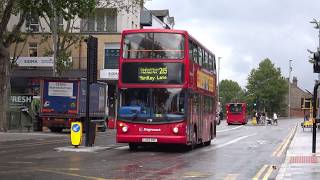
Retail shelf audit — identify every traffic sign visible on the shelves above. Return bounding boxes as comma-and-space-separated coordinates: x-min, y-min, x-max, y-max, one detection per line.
70, 122, 82, 147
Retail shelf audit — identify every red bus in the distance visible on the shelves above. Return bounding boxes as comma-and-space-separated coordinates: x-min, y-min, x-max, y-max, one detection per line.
226, 103, 247, 125
116, 29, 218, 150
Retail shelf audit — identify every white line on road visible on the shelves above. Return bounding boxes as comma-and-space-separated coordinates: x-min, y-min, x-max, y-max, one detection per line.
114, 146, 129, 150
203, 133, 257, 152
217, 125, 244, 133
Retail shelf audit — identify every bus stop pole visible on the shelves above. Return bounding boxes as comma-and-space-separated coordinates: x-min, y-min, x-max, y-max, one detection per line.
312, 82, 320, 153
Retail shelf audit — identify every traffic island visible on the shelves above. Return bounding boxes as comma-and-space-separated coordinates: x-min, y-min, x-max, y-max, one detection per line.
54, 146, 109, 153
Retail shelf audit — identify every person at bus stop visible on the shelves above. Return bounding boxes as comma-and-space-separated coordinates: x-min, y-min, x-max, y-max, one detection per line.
30, 97, 42, 131
256, 112, 260, 124
260, 112, 266, 124
273, 112, 278, 125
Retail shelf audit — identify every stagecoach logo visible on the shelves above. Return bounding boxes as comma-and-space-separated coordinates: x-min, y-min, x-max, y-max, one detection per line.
139, 127, 161, 132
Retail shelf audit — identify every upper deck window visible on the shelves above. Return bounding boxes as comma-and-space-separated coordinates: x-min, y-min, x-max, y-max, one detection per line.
123, 33, 185, 59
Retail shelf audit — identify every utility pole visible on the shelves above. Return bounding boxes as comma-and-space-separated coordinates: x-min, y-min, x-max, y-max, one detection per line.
288, 59, 292, 118
310, 18, 320, 153
217, 57, 221, 102
310, 19, 320, 81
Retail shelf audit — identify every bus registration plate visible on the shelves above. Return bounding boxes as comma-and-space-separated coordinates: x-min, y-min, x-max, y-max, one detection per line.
142, 138, 157, 142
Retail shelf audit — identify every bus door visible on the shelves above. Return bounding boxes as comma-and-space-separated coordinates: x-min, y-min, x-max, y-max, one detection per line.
187, 93, 193, 142
198, 95, 204, 142
195, 94, 202, 142
190, 94, 200, 142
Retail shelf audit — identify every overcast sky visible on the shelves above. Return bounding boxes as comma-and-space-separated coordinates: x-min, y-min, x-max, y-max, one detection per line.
145, 0, 320, 92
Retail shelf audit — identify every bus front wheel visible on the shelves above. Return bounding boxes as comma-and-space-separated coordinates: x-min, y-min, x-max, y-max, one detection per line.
129, 143, 138, 151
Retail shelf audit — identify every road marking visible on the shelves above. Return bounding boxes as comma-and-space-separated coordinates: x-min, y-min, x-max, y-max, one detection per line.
0, 139, 68, 149
183, 171, 211, 178
252, 165, 268, 180
272, 123, 297, 157
217, 125, 244, 133
224, 173, 239, 180
7, 161, 33, 164
262, 165, 274, 180
114, 146, 129, 150
215, 134, 256, 149
37, 168, 120, 180
203, 133, 256, 152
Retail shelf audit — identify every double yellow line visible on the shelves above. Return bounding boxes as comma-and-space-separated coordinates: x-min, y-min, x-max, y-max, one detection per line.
272, 123, 297, 157
252, 165, 276, 180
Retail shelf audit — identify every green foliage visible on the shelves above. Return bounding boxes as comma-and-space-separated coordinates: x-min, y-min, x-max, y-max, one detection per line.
56, 50, 72, 75
246, 58, 288, 115
18, 0, 95, 20
219, 79, 245, 112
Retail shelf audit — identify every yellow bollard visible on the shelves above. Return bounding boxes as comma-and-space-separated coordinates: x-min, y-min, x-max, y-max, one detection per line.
70, 122, 82, 148
252, 117, 257, 125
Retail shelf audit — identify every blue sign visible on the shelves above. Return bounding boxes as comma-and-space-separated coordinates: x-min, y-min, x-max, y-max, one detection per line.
72, 124, 80, 132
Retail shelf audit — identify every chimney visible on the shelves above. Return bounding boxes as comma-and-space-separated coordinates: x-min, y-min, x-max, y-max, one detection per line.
292, 76, 297, 86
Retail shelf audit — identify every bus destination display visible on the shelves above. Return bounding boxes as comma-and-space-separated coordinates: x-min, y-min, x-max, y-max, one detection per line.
138, 67, 168, 81
122, 62, 184, 84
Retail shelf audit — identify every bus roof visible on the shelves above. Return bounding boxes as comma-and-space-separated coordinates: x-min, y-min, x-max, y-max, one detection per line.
122, 29, 187, 35
121, 29, 215, 56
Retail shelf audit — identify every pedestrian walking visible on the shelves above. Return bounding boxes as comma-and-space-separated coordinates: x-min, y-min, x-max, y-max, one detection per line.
260, 112, 266, 125
273, 112, 278, 125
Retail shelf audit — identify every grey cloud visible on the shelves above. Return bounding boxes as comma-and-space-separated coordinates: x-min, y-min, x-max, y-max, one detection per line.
146, 0, 320, 91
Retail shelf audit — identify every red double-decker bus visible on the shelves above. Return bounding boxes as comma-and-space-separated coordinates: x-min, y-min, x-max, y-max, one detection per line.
226, 103, 247, 125
116, 29, 217, 150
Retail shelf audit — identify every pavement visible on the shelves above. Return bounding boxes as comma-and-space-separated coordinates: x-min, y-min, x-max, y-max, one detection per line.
276, 124, 320, 180
0, 131, 66, 142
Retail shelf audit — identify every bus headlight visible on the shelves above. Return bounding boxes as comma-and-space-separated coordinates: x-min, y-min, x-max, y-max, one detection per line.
122, 126, 128, 133
173, 127, 179, 134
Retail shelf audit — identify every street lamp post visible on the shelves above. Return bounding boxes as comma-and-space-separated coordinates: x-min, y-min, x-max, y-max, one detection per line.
217, 57, 221, 102
288, 60, 293, 118
310, 19, 320, 81
310, 18, 320, 153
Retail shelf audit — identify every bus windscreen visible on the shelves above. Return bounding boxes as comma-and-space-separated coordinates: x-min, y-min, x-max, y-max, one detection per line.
122, 33, 185, 59
229, 104, 243, 113
118, 88, 185, 122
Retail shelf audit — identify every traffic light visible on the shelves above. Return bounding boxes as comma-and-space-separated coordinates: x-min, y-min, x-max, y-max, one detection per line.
313, 50, 320, 73
86, 36, 98, 83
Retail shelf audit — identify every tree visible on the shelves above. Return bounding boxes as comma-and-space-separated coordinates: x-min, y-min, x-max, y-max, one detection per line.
0, 0, 147, 131
246, 58, 288, 115
40, 0, 146, 76
219, 79, 244, 112
0, 0, 95, 132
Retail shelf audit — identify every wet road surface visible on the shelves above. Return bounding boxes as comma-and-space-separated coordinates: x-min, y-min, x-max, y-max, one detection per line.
0, 118, 300, 180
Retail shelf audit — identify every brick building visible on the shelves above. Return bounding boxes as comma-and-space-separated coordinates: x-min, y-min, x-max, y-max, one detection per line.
288, 77, 312, 117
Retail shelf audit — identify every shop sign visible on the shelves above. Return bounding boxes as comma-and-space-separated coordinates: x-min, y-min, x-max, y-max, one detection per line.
10, 95, 33, 107
100, 69, 119, 80
16, 57, 53, 67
